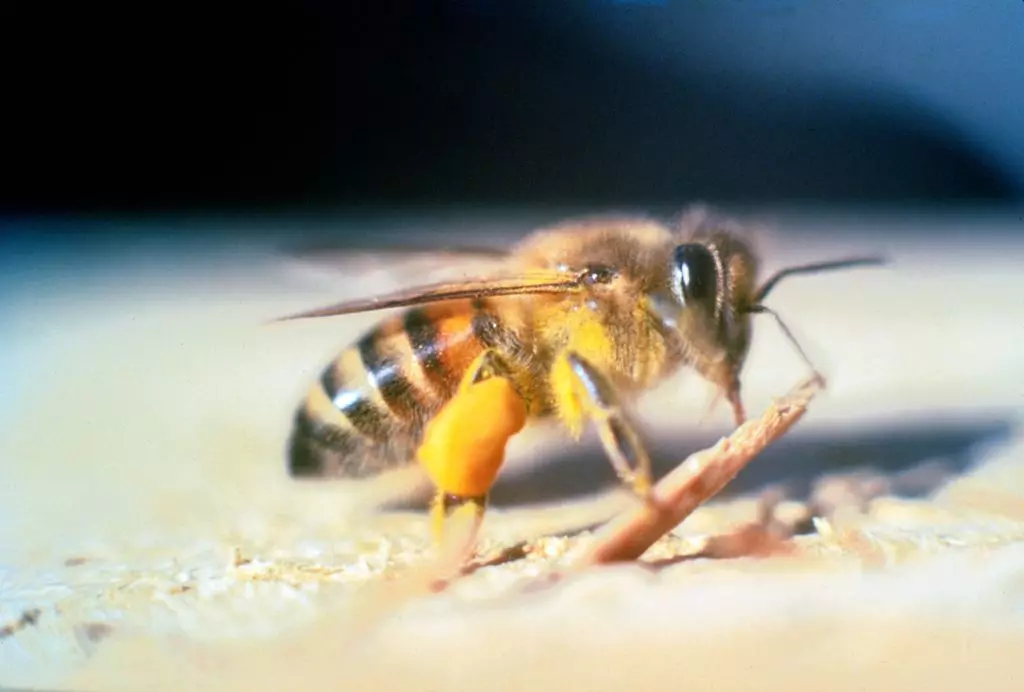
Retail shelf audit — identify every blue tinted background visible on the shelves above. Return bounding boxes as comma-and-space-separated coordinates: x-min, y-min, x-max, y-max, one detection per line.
4, 1, 1023, 219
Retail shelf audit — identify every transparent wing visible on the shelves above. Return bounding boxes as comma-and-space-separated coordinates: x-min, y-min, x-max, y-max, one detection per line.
273, 268, 588, 322
278, 243, 513, 290
285, 241, 510, 264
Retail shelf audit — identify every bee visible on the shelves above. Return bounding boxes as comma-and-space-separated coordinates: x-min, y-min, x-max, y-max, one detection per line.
277, 208, 883, 545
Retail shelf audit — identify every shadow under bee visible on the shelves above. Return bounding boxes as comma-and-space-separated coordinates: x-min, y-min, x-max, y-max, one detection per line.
381, 417, 1014, 513
498, 418, 1014, 507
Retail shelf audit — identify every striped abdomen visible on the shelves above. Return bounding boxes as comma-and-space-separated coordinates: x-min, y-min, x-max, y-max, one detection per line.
287, 299, 526, 478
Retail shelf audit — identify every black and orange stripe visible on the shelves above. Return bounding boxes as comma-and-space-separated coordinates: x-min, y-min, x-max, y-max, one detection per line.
287, 299, 525, 479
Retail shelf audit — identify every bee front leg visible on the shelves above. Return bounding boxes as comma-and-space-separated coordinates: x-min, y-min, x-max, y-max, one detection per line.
553, 351, 655, 501
417, 350, 528, 559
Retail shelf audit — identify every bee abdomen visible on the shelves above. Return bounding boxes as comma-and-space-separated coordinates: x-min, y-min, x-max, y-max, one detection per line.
287, 403, 366, 477
287, 317, 435, 479
287, 377, 403, 479
287, 301, 512, 479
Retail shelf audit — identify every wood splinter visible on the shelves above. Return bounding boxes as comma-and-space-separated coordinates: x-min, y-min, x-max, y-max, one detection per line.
577, 374, 822, 567
342, 376, 822, 646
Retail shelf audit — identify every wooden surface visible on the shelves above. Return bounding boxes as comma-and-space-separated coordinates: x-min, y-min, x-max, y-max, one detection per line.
2, 207, 1023, 690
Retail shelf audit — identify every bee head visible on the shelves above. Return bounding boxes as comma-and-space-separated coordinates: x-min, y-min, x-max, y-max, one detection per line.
654, 214, 884, 426
665, 231, 759, 425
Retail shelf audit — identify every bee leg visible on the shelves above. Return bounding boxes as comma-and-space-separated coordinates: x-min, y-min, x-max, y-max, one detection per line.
430, 491, 488, 558
462, 349, 518, 392
430, 490, 447, 545
418, 349, 527, 559
557, 351, 655, 501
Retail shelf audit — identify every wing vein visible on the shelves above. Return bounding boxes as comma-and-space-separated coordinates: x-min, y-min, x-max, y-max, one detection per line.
273, 271, 584, 322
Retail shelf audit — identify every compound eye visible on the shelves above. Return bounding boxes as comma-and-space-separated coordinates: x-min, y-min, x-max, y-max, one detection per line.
672, 243, 718, 308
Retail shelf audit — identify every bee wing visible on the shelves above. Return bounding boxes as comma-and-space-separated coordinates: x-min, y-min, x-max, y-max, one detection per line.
285, 242, 509, 264
273, 268, 586, 321
279, 243, 512, 288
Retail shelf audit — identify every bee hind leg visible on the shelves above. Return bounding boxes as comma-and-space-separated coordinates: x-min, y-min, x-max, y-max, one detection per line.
430, 491, 488, 560
462, 348, 519, 391
555, 351, 655, 502
417, 349, 527, 561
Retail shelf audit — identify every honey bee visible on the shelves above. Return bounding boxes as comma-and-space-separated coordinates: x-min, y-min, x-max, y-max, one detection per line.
278, 208, 883, 544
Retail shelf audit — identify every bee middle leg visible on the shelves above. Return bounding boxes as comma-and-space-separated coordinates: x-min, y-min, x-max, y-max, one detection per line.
554, 351, 655, 501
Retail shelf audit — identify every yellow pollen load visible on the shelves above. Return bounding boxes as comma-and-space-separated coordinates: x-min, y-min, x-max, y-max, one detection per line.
416, 376, 528, 498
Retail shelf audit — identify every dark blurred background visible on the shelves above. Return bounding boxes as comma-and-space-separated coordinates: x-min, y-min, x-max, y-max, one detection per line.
4, 1, 1024, 220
